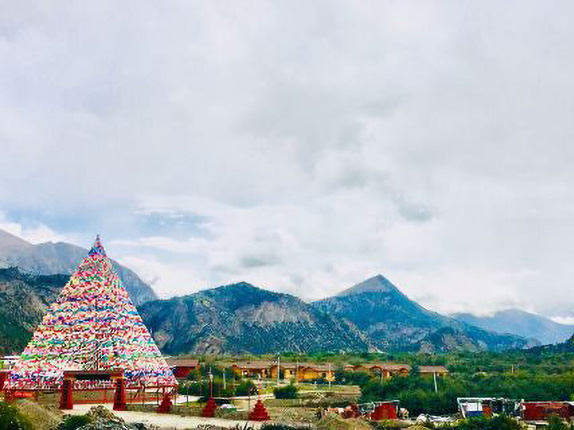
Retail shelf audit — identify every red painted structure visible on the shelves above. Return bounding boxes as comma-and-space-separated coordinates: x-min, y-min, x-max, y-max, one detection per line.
371, 401, 399, 420
522, 402, 574, 421
166, 358, 200, 380
201, 397, 218, 417
59, 370, 126, 410
249, 399, 271, 421
113, 377, 127, 411
60, 379, 74, 410
0, 371, 9, 391
157, 392, 173, 413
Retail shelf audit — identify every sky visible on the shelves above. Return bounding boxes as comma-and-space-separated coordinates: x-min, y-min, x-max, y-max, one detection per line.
2, 1, 574, 320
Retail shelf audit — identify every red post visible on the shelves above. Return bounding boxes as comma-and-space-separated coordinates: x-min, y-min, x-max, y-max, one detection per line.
4, 391, 14, 403
113, 377, 127, 411
158, 390, 174, 414
0, 371, 8, 391
60, 378, 74, 410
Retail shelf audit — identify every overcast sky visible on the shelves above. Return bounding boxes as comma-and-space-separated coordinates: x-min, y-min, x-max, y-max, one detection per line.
2, 1, 574, 319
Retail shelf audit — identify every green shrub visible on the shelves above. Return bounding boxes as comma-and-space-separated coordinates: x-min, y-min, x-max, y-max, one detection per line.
57, 415, 92, 430
335, 370, 372, 386
235, 380, 257, 396
178, 378, 234, 397
0, 402, 33, 430
273, 384, 298, 399
547, 415, 571, 430
438, 415, 523, 430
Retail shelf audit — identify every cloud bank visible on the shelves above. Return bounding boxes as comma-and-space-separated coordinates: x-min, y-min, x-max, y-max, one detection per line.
2, 1, 574, 317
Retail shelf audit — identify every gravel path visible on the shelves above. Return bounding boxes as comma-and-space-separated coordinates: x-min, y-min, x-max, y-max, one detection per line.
67, 404, 263, 429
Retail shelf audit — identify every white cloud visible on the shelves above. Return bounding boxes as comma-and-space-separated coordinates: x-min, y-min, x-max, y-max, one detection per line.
551, 317, 574, 326
0, 212, 73, 244
2, 1, 574, 316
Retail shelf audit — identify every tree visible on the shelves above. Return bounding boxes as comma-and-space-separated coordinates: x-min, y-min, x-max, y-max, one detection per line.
274, 384, 298, 399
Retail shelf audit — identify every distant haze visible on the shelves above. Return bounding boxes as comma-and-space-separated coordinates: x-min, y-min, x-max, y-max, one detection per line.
2, 1, 574, 319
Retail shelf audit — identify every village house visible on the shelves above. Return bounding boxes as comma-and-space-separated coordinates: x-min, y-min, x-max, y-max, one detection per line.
522, 401, 574, 421
351, 363, 411, 379
230, 361, 273, 379
419, 365, 449, 377
165, 357, 200, 379
269, 362, 335, 382
345, 363, 449, 379
227, 361, 447, 383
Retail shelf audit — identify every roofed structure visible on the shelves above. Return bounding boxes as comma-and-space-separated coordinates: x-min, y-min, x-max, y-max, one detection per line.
419, 365, 449, 375
5, 236, 177, 391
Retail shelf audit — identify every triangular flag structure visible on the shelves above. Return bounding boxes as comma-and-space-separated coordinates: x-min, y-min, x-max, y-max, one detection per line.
6, 236, 177, 390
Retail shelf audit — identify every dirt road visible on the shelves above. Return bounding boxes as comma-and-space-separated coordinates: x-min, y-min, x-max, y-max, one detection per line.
68, 404, 263, 429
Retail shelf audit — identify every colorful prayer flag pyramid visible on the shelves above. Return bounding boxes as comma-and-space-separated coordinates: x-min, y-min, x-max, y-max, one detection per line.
6, 236, 177, 390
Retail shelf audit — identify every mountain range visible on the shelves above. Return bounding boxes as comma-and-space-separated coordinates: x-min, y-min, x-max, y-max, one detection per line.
0, 228, 568, 356
0, 268, 63, 354
0, 229, 156, 305
139, 282, 372, 355
312, 275, 535, 353
138, 275, 537, 355
452, 309, 574, 345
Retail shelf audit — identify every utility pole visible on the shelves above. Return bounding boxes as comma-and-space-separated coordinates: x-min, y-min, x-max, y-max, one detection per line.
258, 374, 262, 399
209, 370, 213, 398
277, 353, 281, 387
296, 359, 299, 385
433, 372, 438, 393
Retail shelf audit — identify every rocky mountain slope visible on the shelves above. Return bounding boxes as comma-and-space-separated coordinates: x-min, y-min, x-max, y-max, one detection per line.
0, 255, 541, 356
452, 309, 574, 345
312, 275, 537, 353
0, 229, 156, 305
0, 267, 65, 354
138, 282, 373, 355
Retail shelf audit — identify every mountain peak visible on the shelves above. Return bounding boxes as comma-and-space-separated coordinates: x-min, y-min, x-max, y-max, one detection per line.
0, 230, 157, 305
234, 281, 256, 288
213, 281, 259, 292
336, 274, 399, 297
210, 282, 276, 298
0, 228, 33, 256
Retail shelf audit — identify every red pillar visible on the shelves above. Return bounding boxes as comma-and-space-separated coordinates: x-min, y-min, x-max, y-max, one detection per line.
113, 377, 127, 411
4, 391, 14, 403
59, 378, 74, 410
0, 372, 7, 391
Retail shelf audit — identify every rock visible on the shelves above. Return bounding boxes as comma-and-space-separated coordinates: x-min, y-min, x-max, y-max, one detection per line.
78, 406, 152, 430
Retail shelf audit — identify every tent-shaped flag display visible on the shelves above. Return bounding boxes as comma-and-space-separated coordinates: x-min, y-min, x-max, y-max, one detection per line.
6, 236, 177, 390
